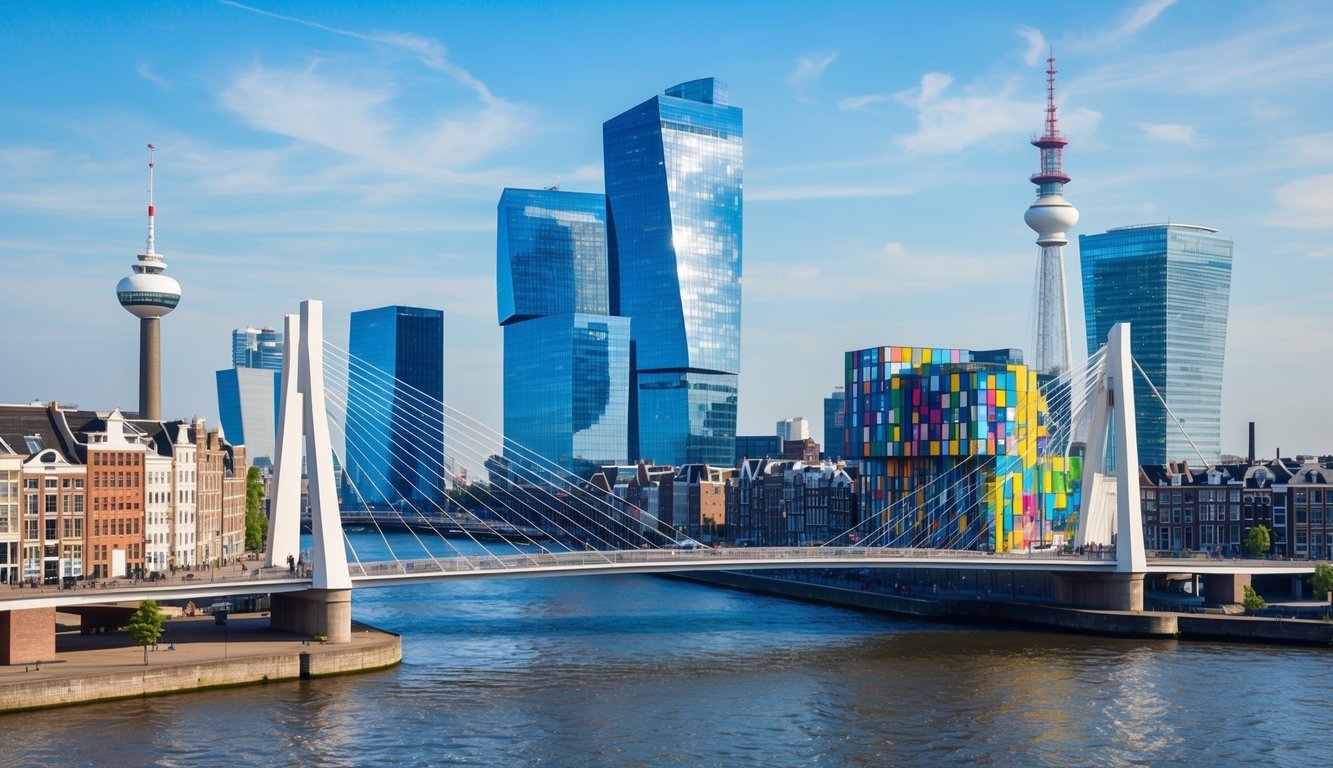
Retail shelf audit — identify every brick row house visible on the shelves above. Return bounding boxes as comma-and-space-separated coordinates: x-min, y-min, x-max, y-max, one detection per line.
0, 402, 247, 584
1140, 458, 1333, 560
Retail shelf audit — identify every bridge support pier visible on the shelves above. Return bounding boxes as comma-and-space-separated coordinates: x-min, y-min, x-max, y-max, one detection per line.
1054, 573, 1145, 612
0, 607, 55, 665
270, 589, 352, 644
1201, 573, 1251, 606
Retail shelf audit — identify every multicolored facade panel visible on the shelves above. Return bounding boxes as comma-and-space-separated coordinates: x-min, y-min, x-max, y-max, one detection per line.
845, 346, 1080, 551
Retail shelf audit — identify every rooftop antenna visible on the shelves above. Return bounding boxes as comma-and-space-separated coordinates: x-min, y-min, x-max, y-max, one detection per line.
146, 143, 157, 257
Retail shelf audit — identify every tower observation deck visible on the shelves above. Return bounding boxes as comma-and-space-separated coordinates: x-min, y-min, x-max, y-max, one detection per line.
116, 144, 181, 420
1023, 57, 1078, 377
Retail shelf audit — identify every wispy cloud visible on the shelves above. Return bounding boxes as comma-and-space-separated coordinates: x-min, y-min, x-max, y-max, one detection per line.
895, 73, 1032, 154
746, 242, 1025, 303
839, 94, 888, 111
788, 51, 839, 99
1120, 0, 1178, 37
1016, 25, 1046, 66
136, 62, 172, 88
1139, 122, 1198, 144
219, 0, 498, 104
747, 183, 911, 202
1269, 174, 1333, 230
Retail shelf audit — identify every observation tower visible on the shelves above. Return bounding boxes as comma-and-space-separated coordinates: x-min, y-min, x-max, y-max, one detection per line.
1024, 57, 1078, 377
116, 144, 181, 421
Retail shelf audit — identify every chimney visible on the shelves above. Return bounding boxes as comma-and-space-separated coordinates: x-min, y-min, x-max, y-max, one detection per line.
1248, 421, 1256, 465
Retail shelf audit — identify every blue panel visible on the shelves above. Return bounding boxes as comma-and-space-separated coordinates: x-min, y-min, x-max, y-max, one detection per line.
346, 305, 446, 508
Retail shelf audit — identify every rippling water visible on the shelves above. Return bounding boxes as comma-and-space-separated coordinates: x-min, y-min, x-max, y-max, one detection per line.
5, 534, 1332, 767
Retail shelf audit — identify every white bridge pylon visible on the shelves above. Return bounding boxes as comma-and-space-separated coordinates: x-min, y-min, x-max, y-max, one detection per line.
1074, 322, 1147, 573
266, 300, 351, 590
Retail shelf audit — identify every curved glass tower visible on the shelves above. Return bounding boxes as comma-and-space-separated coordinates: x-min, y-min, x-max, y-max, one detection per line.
604, 78, 743, 466
1080, 223, 1234, 466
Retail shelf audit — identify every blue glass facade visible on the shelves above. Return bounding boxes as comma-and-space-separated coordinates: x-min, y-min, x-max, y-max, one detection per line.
231, 327, 283, 370
1080, 224, 1233, 466
497, 189, 610, 325
823, 387, 846, 459
215, 367, 281, 468
496, 189, 629, 477
345, 305, 445, 509
504, 313, 630, 477
604, 77, 742, 467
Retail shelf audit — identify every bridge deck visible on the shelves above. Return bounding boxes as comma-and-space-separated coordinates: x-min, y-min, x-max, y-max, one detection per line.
0, 548, 1312, 612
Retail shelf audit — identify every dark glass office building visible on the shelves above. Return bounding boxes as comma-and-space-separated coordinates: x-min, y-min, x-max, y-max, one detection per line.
604, 77, 743, 467
498, 189, 629, 476
345, 305, 445, 509
1080, 224, 1233, 466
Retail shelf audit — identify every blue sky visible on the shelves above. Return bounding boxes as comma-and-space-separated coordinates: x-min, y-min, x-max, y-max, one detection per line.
3, 0, 1332, 458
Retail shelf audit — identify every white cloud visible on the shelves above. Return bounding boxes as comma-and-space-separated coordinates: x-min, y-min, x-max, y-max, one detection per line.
839, 94, 888, 111
1269, 174, 1333, 230
219, 0, 497, 104
1016, 25, 1045, 66
745, 242, 1025, 303
217, 61, 532, 184
1119, 0, 1178, 37
136, 62, 171, 88
1139, 122, 1198, 144
789, 51, 839, 98
895, 73, 1033, 154
747, 183, 911, 201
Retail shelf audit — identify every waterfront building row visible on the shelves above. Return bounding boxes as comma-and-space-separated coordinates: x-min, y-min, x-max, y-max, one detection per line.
1141, 457, 1333, 560
0, 402, 246, 584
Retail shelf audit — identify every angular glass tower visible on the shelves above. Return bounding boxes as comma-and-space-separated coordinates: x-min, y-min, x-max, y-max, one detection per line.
604, 77, 743, 467
497, 188, 629, 476
215, 367, 281, 469
1080, 224, 1234, 466
345, 305, 446, 509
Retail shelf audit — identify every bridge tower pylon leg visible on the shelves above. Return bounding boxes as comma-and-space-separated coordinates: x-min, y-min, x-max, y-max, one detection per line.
266, 300, 352, 642
1065, 322, 1146, 611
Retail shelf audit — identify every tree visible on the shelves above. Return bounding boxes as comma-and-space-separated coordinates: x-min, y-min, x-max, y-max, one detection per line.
1312, 562, 1333, 606
245, 466, 268, 553
1242, 584, 1265, 614
125, 600, 165, 665
1244, 525, 1271, 558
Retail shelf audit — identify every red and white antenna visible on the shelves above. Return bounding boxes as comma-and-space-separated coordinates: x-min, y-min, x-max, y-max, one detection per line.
146, 143, 157, 257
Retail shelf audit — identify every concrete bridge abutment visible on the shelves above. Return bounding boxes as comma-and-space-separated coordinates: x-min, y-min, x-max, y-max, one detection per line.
0, 607, 55, 665
270, 589, 352, 643
1201, 573, 1252, 606
1055, 573, 1145, 612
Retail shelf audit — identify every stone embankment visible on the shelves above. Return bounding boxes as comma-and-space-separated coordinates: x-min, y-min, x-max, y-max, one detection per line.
679, 571, 1333, 645
0, 614, 401, 713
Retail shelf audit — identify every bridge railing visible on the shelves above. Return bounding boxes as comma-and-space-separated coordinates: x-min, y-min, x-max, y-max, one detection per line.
347, 545, 1123, 578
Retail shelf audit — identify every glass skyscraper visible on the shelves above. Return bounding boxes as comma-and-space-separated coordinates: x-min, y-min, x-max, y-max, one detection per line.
345, 305, 445, 509
231, 327, 283, 370
1080, 224, 1234, 466
216, 325, 283, 468
497, 188, 629, 476
604, 77, 743, 467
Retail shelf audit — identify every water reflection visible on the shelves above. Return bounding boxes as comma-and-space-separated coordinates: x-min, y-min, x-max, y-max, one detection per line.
5, 535, 1333, 767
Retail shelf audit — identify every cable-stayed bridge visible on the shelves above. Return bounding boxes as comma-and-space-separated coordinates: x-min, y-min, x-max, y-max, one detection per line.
0, 301, 1315, 645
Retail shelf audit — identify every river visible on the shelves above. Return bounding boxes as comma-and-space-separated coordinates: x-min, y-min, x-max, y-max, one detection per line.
3, 533, 1331, 767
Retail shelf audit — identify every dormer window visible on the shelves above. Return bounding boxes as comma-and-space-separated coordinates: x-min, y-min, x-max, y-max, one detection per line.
24, 435, 44, 453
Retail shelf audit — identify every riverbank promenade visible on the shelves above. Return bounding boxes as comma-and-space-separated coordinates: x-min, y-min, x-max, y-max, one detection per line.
0, 613, 401, 713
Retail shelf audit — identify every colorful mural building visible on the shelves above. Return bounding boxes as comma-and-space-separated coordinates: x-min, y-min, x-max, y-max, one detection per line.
842, 345, 1079, 552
